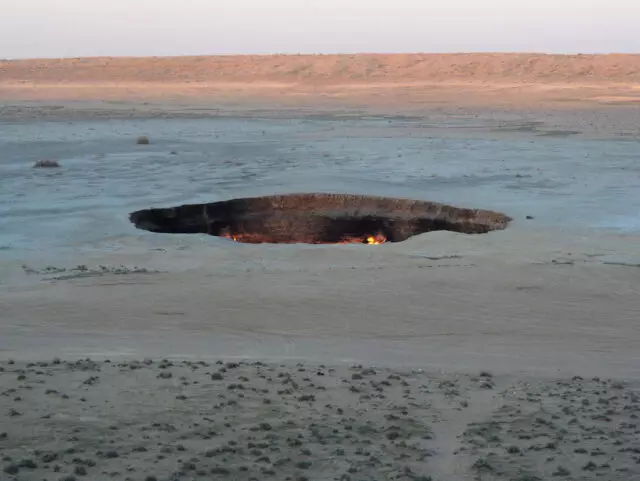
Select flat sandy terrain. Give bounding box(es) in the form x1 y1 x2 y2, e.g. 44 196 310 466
2 230 640 480
2 53 640 480
2 358 640 481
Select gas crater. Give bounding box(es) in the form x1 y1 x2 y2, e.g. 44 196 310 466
129 193 512 245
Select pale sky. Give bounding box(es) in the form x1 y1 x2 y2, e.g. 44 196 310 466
2 0 639 59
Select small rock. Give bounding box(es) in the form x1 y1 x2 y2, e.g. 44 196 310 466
83 376 99 386
136 136 150 145
553 466 571 476
18 459 37 469
472 457 493 471
211 466 230 475
33 160 60 168
3 464 19 474
157 371 172 379
204 449 219 458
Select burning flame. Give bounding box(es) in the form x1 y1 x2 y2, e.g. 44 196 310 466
365 233 386 245
220 230 386 244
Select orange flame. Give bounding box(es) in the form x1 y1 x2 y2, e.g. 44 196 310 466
221 231 386 244
221 232 239 242
365 233 386 245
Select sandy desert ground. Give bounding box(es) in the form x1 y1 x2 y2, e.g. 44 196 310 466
2 228 640 480
2 53 640 107
2 358 640 481
1 53 640 480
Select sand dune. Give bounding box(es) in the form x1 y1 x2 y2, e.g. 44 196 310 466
2 53 640 84
2 53 640 110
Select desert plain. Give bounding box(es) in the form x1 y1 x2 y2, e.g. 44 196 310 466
1 53 640 480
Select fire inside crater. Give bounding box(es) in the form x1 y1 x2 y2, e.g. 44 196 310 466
129 193 511 245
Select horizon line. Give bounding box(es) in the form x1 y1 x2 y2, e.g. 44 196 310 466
3 51 640 61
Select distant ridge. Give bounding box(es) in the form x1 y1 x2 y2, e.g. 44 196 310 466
2 53 640 84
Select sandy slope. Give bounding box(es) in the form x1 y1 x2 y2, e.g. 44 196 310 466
1 53 640 108
3 53 640 83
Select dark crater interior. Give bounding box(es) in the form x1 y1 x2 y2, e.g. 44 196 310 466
129 193 512 244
